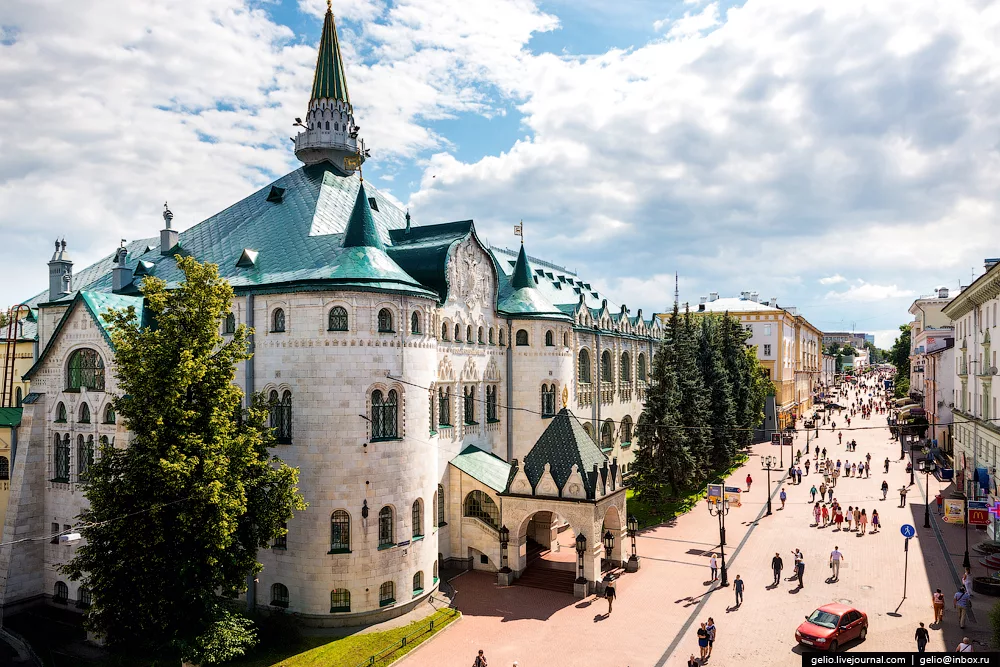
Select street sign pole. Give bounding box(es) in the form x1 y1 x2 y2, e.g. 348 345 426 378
903 537 909 600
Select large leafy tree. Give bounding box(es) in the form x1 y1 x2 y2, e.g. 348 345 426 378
64 256 306 665
890 324 912 376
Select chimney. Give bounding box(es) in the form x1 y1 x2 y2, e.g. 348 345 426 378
740 291 749 300
47 239 73 301
986 258 1000 272
750 291 759 302
769 297 778 307
709 291 719 302
937 287 950 299
161 202 179 255
111 245 133 293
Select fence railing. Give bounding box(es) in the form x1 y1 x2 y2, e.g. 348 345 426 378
352 608 459 667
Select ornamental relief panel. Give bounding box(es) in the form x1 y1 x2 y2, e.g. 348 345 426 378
447 236 493 311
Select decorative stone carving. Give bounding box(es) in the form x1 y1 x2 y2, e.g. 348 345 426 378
484 357 501 382
438 355 455 382
562 463 587 500
449 237 491 309
535 462 559 497
461 357 479 382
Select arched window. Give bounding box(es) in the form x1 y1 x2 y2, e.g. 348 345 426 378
621 415 633 445
0 456 8 480
478 327 484 344
328 306 348 331
379 581 395 606
378 308 394 333
371 389 399 440
563 332 569 347
433 560 439 582
53 581 69 604
499 328 505 347
467 325 473 343
541 384 555 417
454 324 461 341
78 435 93 479
54 434 70 482
411 312 421 334
463 386 476 424
515 329 529 346
545 330 554 347
103 403 116 424
270 583 289 607
413 571 424 593
578 349 592 383
438 387 451 426
601 419 614 449
67 349 105 391
272 522 287 549
378 506 394 547
601 350 613 382
486 385 498 422
271 308 285 333
78 403 90 423
331 510 350 552
463 490 500 529
224 312 236 334
331 589 351 613
77 587 92 609
620 351 632 382
489 328 495 344
437 484 446 526
268 390 292 444
583 422 596 442
56 402 67 422
638 353 647 382
325 120 330 130
412 500 423 538
15 386 21 407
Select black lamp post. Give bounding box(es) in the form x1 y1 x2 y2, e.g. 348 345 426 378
762 455 779 516
603 529 615 568
919 459 936 529
499 525 511 573
707 493 730 587
963 493 972 570
909 443 916 487
625 515 640 572
575 533 587 584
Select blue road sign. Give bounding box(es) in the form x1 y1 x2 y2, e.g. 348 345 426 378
900 524 916 538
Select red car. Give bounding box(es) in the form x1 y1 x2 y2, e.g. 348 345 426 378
795 603 868 652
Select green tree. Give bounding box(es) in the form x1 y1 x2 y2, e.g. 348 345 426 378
890 324 912 377
677 309 710 479
698 316 735 470
64 256 306 665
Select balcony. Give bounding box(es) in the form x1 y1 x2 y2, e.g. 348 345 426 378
578 383 593 406
619 383 632 402
600 382 614 405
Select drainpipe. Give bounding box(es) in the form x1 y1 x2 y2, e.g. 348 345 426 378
594 330 601 432
506 318 513 462
244 292 256 613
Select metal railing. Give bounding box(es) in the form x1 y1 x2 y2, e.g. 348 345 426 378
352 608 459 667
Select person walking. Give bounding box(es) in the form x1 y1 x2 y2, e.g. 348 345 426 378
688 655 700 667
810 484 818 503
899 486 909 508
834 507 844 531
734 574 744 607
915 622 929 653
822 447 827 459
821 504 830 527
884 457 890 473
772 552 783 585
963 567 972 593
954 587 971 628
819 482 827 499
864 461 870 478
830 546 843 580
796 557 805 588
746 474 753 492
605 576 616 614
859 509 867 535
474 650 488 667
828 486 834 503
854 507 862 533
933 588 945 623
813 503 821 526
871 509 880 533
805 459 811 475
706 617 716 659
957 637 974 652
709 553 718 582
697 623 709 661
881 480 889 501
845 506 853 531
780 487 787 510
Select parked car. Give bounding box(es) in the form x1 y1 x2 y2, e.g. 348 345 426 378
795 603 868 652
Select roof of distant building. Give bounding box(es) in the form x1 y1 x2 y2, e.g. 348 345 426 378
449 444 513 493
697 297 781 313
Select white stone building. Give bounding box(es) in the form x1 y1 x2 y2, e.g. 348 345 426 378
0 5 656 626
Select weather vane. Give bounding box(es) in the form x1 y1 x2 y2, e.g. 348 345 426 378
514 219 524 244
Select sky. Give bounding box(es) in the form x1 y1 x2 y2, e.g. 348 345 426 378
3 0 1000 349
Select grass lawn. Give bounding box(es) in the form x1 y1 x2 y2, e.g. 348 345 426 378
225 607 460 667
627 454 749 529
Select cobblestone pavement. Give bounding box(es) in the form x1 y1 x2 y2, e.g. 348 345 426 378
400 384 985 667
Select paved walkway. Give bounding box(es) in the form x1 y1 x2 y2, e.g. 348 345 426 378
400 382 990 666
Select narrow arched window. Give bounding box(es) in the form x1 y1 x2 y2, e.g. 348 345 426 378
620 351 632 382
379 581 395 606
378 506 394 546
638 353 647 382
331 510 350 552
15 386 21 407
77 587 92 609
486 385 498 422
328 306 348 331
601 419 614 448
78 435 93 479
437 484 446 526
224 312 236 334
467 325 473 343
564 332 569 347
271 308 286 333
103 403 115 424
372 389 399 439
53 581 69 604
412 500 423 538
545 330 554 347
331 589 351 613
455 324 461 341
0 456 8 480
441 323 450 340
413 571 424 593
601 350 612 382
578 349 592 383
67 349 105 391
411 312 421 334
463 386 476 424
269 390 292 443
54 434 70 482
433 560 439 581
541 384 555 417
438 387 451 426
325 121 330 130
583 422 596 442
516 329 529 346
271 583 289 607
378 308 394 332
56 402 67 422
489 328 495 344
463 490 499 529
78 403 90 423
478 327 484 344
622 415 633 444
499 328 506 347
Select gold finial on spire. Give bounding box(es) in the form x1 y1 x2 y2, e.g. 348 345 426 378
327 0 332 11
514 219 524 244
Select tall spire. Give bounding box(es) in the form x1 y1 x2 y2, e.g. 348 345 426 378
311 0 350 105
510 243 534 290
342 182 384 251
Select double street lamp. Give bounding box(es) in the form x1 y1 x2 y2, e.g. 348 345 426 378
918 458 937 529
762 455 780 516
707 493 730 587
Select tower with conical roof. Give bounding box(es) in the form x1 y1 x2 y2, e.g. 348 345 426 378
294 0 365 173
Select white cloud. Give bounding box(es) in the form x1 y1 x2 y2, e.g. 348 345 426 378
819 274 847 285
824 281 916 303
654 3 721 38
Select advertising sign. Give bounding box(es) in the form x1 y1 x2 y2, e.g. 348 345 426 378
969 501 990 526
724 486 743 508
782 435 794 446
771 434 781 445
707 484 723 505
943 498 965 524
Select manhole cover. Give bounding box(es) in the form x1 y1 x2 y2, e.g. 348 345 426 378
837 598 852 604
860 585 873 590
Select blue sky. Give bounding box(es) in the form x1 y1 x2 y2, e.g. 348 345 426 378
3 0 1000 347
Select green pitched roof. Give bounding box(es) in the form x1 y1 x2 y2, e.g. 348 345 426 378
510 244 534 290
524 408 608 499
450 444 512 493
311 4 351 104
342 182 384 250
0 407 22 428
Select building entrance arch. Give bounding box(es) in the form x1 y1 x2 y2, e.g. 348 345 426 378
510 509 579 595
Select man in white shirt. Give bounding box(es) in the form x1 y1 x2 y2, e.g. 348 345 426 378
830 547 843 581
709 554 718 582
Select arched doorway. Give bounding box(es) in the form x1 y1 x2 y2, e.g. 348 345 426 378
514 510 577 595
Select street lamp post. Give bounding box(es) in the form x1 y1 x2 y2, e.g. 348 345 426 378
499 525 511 573
919 459 937 529
575 533 587 584
603 530 616 570
762 455 780 516
625 515 640 572
707 494 730 587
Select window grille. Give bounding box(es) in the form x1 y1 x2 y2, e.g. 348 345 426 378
463 490 499 529
331 510 350 551
328 306 348 331
67 349 105 391
378 308 394 332
578 349 591 383
372 389 399 439
378 506 394 547
271 583 289 607
541 384 555 416
271 308 286 332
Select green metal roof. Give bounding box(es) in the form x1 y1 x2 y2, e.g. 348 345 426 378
510 244 534 290
311 4 351 104
494 244 570 321
449 444 513 493
523 408 608 499
388 221 474 303
0 407 22 428
343 182 384 250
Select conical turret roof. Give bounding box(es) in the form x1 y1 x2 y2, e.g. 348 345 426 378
342 182 384 250
311 1 351 104
495 242 571 320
